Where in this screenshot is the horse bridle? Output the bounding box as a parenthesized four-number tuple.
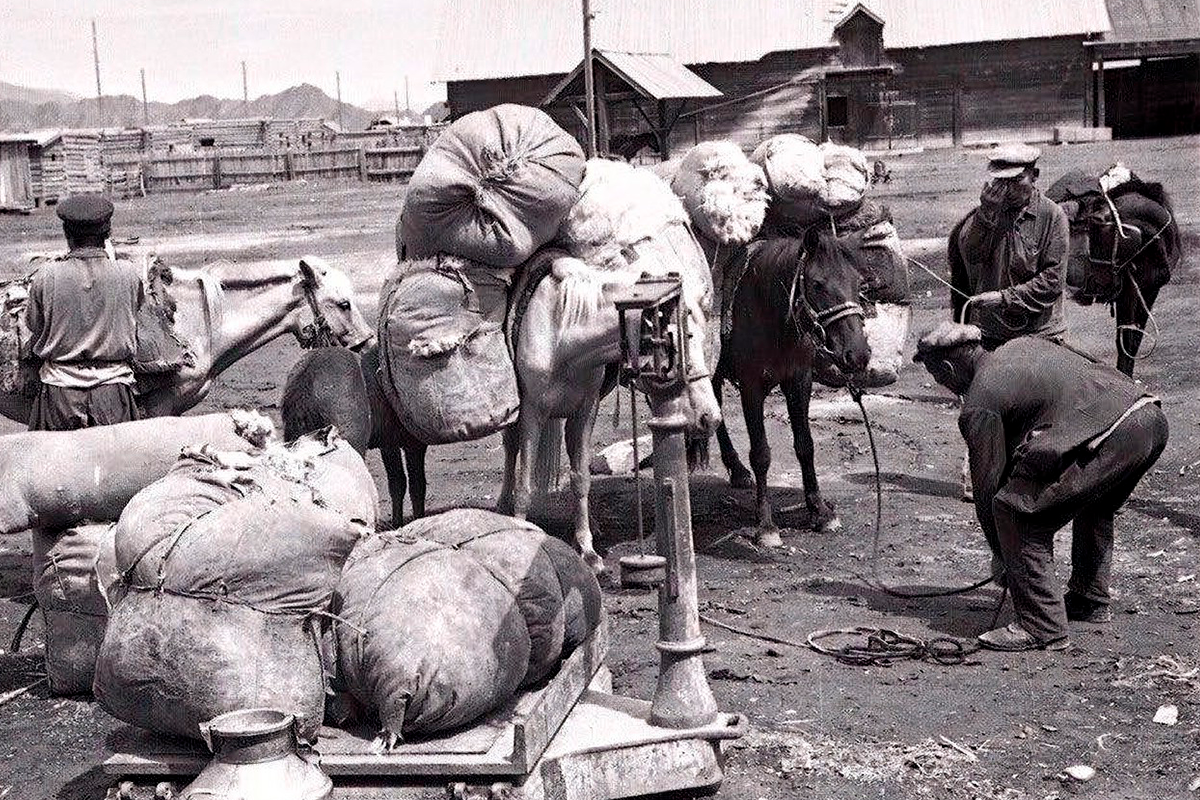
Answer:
(783, 249, 866, 356)
(297, 271, 338, 349)
(1086, 207, 1173, 277)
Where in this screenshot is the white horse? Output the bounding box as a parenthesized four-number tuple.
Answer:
(0, 255, 373, 423)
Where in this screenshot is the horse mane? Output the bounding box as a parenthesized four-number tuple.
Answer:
(203, 259, 300, 288)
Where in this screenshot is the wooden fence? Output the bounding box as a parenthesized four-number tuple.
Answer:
(110, 143, 426, 195)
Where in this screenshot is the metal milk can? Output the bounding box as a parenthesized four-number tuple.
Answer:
(179, 708, 332, 800)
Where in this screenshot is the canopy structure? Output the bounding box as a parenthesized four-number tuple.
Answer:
(542, 48, 722, 158)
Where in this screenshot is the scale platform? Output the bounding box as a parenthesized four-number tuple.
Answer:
(103, 617, 745, 799)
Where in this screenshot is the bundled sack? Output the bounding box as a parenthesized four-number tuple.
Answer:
(812, 202, 911, 389)
(32, 523, 119, 695)
(663, 142, 769, 247)
(332, 509, 602, 746)
(94, 433, 374, 741)
(751, 136, 869, 226)
(0, 409, 273, 536)
(377, 257, 518, 444)
(398, 104, 586, 267)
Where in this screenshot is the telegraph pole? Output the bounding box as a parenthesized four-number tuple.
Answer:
(140, 68, 148, 126)
(92, 19, 104, 124)
(404, 75, 411, 111)
(581, 0, 597, 157)
(393, 90, 401, 120)
(336, 71, 345, 131)
(242, 61, 249, 116)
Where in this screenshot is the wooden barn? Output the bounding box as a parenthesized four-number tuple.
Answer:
(436, 0, 1114, 153)
(0, 137, 34, 211)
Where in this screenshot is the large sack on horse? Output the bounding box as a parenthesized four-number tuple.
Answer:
(0, 410, 273, 536)
(751, 134, 826, 225)
(32, 523, 117, 695)
(404, 508, 602, 684)
(94, 434, 370, 741)
(332, 510, 602, 743)
(332, 533, 530, 742)
(668, 142, 768, 247)
(398, 104, 585, 267)
(378, 256, 518, 444)
(282, 348, 372, 454)
(818, 142, 869, 212)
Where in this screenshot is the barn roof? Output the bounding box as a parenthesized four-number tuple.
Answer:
(1098, 0, 1199, 43)
(435, 0, 1112, 82)
(0, 129, 63, 147)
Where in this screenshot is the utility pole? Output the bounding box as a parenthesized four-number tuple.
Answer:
(92, 19, 104, 124)
(404, 75, 411, 111)
(581, 0, 597, 157)
(140, 68, 148, 126)
(336, 71, 345, 131)
(393, 90, 401, 120)
(242, 60, 249, 117)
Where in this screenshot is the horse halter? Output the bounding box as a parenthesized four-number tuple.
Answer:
(297, 271, 338, 349)
(784, 250, 865, 351)
(1086, 202, 1173, 277)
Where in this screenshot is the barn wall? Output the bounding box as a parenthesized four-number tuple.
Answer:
(889, 36, 1091, 148)
(446, 76, 559, 119)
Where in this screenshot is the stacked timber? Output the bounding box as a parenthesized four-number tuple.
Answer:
(61, 132, 105, 195)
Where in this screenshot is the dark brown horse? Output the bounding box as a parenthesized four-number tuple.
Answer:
(705, 227, 871, 546)
(1049, 171, 1180, 376)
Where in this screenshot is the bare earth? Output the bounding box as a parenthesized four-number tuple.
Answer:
(0, 136, 1197, 800)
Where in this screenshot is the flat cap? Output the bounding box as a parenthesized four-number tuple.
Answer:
(56, 193, 114, 225)
(913, 322, 982, 362)
(986, 143, 1041, 178)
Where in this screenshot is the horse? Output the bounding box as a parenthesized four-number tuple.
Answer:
(0, 255, 373, 423)
(1048, 170, 1180, 376)
(703, 226, 871, 547)
(281, 239, 721, 573)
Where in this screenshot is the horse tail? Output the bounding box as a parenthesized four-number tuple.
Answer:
(686, 431, 711, 472)
(532, 418, 564, 497)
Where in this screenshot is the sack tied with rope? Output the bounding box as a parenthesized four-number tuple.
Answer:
(752, 135, 870, 229)
(331, 509, 602, 745)
(32, 522, 119, 695)
(93, 432, 375, 741)
(397, 104, 586, 268)
(377, 256, 520, 444)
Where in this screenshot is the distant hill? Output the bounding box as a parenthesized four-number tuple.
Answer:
(0, 82, 374, 131)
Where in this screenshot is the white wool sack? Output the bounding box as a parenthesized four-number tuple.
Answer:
(751, 134, 824, 205)
(861, 303, 911, 387)
(558, 159, 689, 271)
(671, 142, 768, 246)
(819, 142, 869, 210)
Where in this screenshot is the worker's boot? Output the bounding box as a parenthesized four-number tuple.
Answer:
(978, 622, 1070, 652)
(1064, 591, 1112, 623)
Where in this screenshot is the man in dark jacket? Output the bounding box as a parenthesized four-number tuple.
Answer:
(915, 322, 1168, 651)
(26, 194, 144, 431)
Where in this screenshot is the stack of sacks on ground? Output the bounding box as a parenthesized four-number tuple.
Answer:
(9, 410, 275, 695)
(555, 158, 718, 365)
(93, 429, 376, 741)
(751, 134, 869, 229)
(382, 104, 586, 444)
(331, 509, 602, 749)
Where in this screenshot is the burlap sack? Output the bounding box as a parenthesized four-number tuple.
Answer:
(669, 141, 768, 247)
(398, 104, 585, 267)
(377, 257, 519, 444)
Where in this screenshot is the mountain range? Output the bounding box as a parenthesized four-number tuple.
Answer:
(0, 82, 388, 132)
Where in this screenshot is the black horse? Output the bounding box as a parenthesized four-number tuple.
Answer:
(703, 226, 871, 546)
(1048, 170, 1180, 376)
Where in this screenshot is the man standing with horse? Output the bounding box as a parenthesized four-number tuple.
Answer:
(25, 194, 144, 431)
(915, 321, 1168, 652)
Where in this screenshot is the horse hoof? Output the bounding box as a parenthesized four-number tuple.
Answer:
(819, 516, 843, 534)
(583, 551, 606, 575)
(756, 529, 783, 548)
(729, 468, 754, 489)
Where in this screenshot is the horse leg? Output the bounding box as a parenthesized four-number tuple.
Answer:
(714, 375, 753, 489)
(378, 442, 407, 528)
(404, 444, 428, 519)
(497, 423, 520, 516)
(1115, 281, 1161, 377)
(740, 383, 780, 546)
(781, 370, 840, 533)
(564, 401, 605, 573)
(511, 412, 543, 522)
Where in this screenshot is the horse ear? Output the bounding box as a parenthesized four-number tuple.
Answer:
(298, 257, 323, 285)
(802, 223, 823, 255)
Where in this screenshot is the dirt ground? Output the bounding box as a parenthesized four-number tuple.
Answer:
(0, 135, 1197, 800)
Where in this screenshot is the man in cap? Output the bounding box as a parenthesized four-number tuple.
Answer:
(948, 143, 1070, 349)
(25, 193, 144, 431)
(914, 321, 1168, 651)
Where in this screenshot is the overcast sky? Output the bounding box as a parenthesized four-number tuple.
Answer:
(0, 0, 449, 110)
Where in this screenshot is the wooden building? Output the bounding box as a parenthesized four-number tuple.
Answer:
(437, 0, 1114, 151)
(0, 138, 34, 211)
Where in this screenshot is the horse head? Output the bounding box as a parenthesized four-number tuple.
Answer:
(797, 226, 871, 376)
(296, 256, 374, 351)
